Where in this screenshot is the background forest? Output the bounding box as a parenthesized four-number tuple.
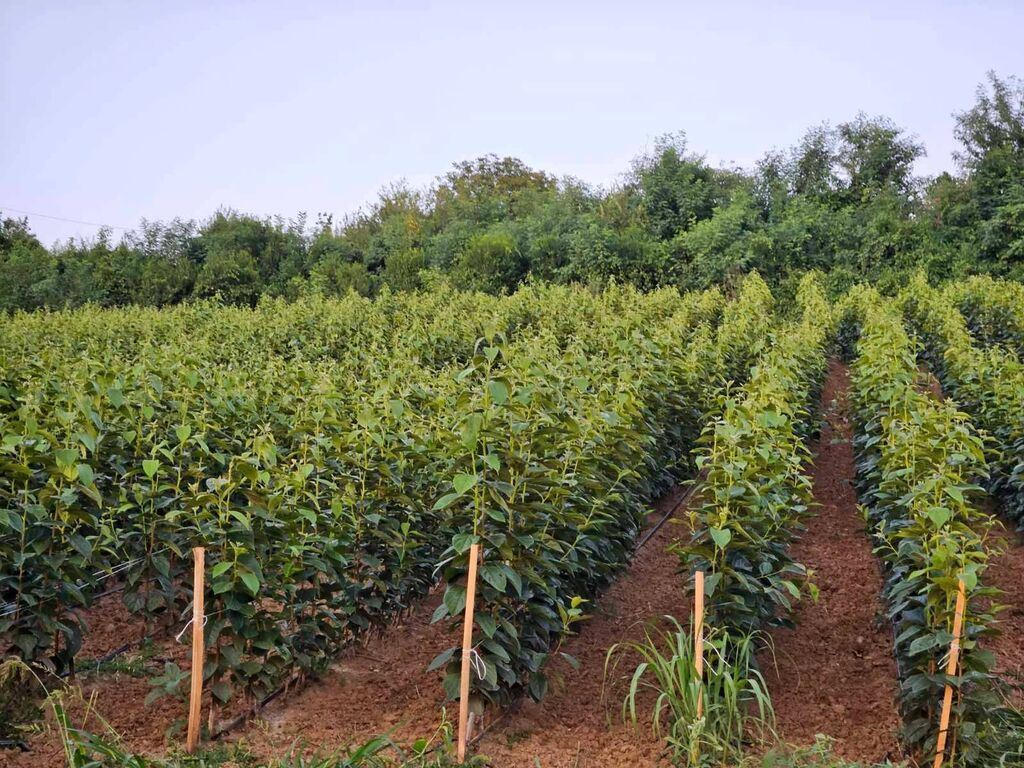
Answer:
(3, 71, 1023, 312)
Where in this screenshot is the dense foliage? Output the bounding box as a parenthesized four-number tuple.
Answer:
(0, 281, 739, 717)
(428, 275, 781, 708)
(3, 73, 1024, 312)
(948, 274, 1024, 353)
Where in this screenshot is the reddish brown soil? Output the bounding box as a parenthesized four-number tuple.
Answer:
(0, 664, 188, 768)
(916, 368, 945, 401)
(76, 590, 149, 658)
(763, 360, 903, 762)
(985, 527, 1024, 706)
(240, 590, 456, 760)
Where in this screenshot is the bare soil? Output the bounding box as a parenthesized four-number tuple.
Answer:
(985, 527, 1024, 706)
(762, 360, 903, 763)
(0, 594, 190, 768)
(241, 588, 457, 760)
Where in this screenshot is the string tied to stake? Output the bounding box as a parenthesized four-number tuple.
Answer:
(464, 645, 487, 680)
(175, 613, 209, 643)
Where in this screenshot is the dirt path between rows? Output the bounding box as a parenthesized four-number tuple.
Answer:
(763, 360, 902, 763)
(242, 587, 455, 759)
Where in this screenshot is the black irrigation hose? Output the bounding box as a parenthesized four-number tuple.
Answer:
(57, 642, 136, 680)
(636, 481, 700, 551)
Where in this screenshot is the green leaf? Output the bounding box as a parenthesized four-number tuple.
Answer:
(443, 585, 467, 617)
(944, 486, 965, 504)
(453, 473, 477, 494)
(142, 459, 160, 479)
(239, 570, 260, 596)
(55, 448, 79, 468)
(76, 463, 94, 486)
(432, 492, 461, 511)
(461, 414, 483, 449)
(480, 563, 507, 592)
(709, 527, 732, 549)
(211, 681, 231, 703)
(476, 613, 497, 638)
(925, 506, 951, 529)
(427, 647, 456, 672)
(487, 380, 508, 405)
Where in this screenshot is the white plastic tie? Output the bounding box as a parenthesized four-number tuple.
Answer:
(467, 646, 487, 680)
(175, 613, 208, 643)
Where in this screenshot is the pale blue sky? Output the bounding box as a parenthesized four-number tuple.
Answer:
(2, 1, 1022, 245)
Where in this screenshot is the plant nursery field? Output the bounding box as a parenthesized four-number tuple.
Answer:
(2, 274, 1023, 768)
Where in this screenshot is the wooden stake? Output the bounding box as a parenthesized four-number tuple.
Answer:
(932, 578, 967, 768)
(457, 543, 482, 764)
(186, 547, 205, 754)
(694, 570, 705, 718)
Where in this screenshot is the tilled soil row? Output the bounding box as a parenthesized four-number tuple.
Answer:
(763, 360, 902, 763)
(241, 486, 694, 768)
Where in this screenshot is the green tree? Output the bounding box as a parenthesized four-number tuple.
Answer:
(0, 216, 53, 312)
(310, 252, 375, 297)
(837, 114, 925, 200)
(452, 229, 526, 294)
(382, 248, 425, 292)
(631, 132, 732, 239)
(194, 248, 262, 305)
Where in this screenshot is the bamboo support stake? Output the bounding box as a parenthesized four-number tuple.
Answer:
(457, 543, 482, 764)
(932, 578, 967, 768)
(186, 547, 205, 754)
(694, 570, 705, 719)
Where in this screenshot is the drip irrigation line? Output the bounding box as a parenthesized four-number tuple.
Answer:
(636, 479, 701, 551)
(53, 606, 228, 682)
(466, 479, 700, 756)
(17, 481, 701, 754)
(57, 642, 135, 680)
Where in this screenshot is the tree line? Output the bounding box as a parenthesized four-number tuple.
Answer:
(3, 71, 1023, 312)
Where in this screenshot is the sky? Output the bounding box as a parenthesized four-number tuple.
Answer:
(2, 1, 1022, 246)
